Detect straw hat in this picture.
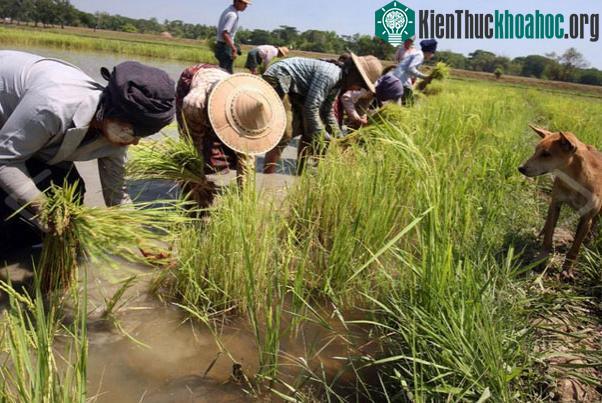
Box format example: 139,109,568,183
277,46,290,57
207,73,286,155
350,53,383,93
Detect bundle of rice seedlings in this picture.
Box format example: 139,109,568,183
127,136,217,208
416,62,450,91
36,182,190,292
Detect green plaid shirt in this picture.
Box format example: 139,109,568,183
264,57,342,137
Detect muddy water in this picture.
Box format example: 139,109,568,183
0,45,340,403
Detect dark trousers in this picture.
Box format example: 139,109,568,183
214,41,241,74
0,160,85,259
401,86,414,106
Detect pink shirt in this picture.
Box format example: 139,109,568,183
256,45,280,66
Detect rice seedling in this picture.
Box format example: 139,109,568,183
0,272,88,402
416,62,450,91
151,77,600,400
35,181,191,292
127,136,218,207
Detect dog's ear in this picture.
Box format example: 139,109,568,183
529,124,553,139
558,132,577,153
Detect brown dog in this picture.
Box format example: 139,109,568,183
519,125,602,277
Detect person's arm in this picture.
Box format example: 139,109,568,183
222,32,238,59
98,148,131,206
320,90,342,137
341,89,369,124
0,95,60,209
408,53,428,80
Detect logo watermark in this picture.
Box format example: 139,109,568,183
375,1,415,45
375,2,599,45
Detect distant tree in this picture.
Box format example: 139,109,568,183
468,50,497,72
348,35,393,59
121,22,137,33
521,55,555,78
436,51,468,69
53,0,76,28
272,25,299,47
577,68,602,86
546,48,589,82
247,29,273,45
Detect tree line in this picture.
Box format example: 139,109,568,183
1,0,601,86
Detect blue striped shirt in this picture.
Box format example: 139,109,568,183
264,57,342,137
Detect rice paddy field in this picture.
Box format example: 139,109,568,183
0,29,601,402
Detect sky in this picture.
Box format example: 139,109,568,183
69,0,602,68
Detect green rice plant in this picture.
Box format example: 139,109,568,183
127,136,217,207
161,78,602,400
162,178,297,382
36,182,190,291
416,62,450,91
0,274,88,402
127,136,205,185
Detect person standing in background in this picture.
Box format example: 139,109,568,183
214,0,251,73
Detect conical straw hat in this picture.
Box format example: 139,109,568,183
207,73,286,155
350,53,383,93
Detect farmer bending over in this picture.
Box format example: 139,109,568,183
245,45,289,75
176,64,286,202
339,74,405,129
262,54,383,174
0,51,175,256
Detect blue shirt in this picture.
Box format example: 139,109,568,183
0,51,130,208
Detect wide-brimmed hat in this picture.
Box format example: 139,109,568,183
277,47,290,57
239,0,252,4
350,53,383,93
207,73,286,155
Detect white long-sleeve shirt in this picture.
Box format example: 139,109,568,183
0,51,130,208
391,48,428,88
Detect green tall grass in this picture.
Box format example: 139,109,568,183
0,275,88,402
152,78,602,400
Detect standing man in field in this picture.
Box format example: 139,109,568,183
215,0,251,73
0,51,175,256
245,45,289,75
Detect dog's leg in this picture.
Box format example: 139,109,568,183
541,200,562,252
562,215,594,278
585,213,600,243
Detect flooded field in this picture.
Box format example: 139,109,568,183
0,46,306,402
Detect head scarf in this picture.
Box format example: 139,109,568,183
376,74,404,102
100,61,176,137
420,39,438,53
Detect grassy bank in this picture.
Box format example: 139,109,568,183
0,25,225,65
151,80,601,400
